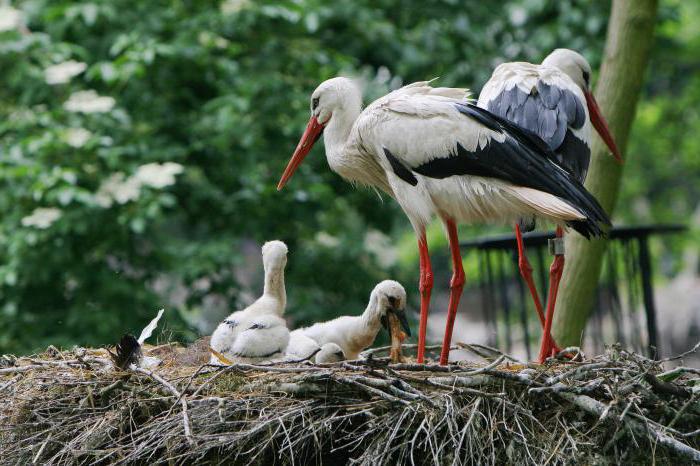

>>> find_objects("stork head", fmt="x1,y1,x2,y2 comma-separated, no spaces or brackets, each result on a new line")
315,343,345,363
542,48,622,163
372,280,411,337
261,240,288,272
277,77,362,190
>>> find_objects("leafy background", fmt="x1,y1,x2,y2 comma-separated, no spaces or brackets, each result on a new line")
0,0,697,354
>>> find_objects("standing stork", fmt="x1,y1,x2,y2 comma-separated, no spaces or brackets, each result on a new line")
277,77,611,365
478,49,622,361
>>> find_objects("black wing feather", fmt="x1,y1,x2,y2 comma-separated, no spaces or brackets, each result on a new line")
486,82,589,181
410,103,610,239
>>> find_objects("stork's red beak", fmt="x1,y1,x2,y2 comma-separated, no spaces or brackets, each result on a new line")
584,91,623,164
277,116,325,190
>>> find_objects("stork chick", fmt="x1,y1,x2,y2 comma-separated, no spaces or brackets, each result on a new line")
286,331,346,363
290,280,410,360
210,240,290,364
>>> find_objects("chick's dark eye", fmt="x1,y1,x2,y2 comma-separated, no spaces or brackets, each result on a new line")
582,71,590,86
388,296,398,307
312,97,319,110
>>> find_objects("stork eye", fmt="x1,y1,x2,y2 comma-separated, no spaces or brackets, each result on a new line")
312,97,320,110
388,296,398,307
582,71,590,86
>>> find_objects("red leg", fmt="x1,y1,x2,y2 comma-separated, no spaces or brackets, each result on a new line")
440,219,465,365
416,230,433,364
538,226,565,363
515,224,546,327
515,224,562,355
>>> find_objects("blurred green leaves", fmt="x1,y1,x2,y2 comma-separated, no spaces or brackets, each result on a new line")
0,0,691,354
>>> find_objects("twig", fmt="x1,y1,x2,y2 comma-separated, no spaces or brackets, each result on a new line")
0,375,20,392
134,367,194,446
546,362,609,385
461,355,506,375
657,366,700,382
667,392,699,430
333,374,409,405
359,344,451,358
455,342,522,363
556,391,700,463
643,373,691,399
0,365,43,374
31,434,51,465
660,341,700,362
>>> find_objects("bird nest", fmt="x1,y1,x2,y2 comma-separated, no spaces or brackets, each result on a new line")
1,342,699,465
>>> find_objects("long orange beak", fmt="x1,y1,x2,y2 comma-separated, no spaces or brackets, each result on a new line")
584,90,623,164
277,116,325,190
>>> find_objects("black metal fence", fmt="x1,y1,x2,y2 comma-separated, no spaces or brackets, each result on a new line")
459,225,686,360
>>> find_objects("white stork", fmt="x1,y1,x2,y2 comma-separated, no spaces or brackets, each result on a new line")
287,280,409,360
277,77,610,365
478,48,621,361
209,240,290,364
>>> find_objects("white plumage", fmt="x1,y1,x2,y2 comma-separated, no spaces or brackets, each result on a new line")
278,75,610,365
287,280,407,360
287,77,595,232
286,331,345,363
476,49,622,362
210,240,290,364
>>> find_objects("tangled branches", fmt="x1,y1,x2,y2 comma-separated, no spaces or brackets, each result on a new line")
0,343,698,465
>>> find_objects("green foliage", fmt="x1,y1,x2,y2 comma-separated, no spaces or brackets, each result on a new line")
621,0,700,275
1,0,690,354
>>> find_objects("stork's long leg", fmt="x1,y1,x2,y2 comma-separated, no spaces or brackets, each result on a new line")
538,226,565,363
515,224,562,356
439,219,465,366
515,224,546,327
417,230,433,364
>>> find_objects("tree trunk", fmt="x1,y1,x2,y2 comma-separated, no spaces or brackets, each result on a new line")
552,0,658,346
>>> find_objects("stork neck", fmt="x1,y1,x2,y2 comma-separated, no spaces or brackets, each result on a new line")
263,265,286,310
360,292,382,329
323,100,361,162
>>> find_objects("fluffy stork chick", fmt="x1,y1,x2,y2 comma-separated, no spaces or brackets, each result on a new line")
286,331,346,363
292,280,410,360
316,343,346,363
210,240,290,364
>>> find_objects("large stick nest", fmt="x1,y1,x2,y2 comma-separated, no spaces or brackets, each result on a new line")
1,342,698,465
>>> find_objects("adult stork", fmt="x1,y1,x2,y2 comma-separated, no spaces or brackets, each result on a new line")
478,49,622,361
277,77,611,365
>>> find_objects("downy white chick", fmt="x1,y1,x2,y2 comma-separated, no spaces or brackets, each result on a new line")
286,331,346,363
290,280,410,360
210,240,290,364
